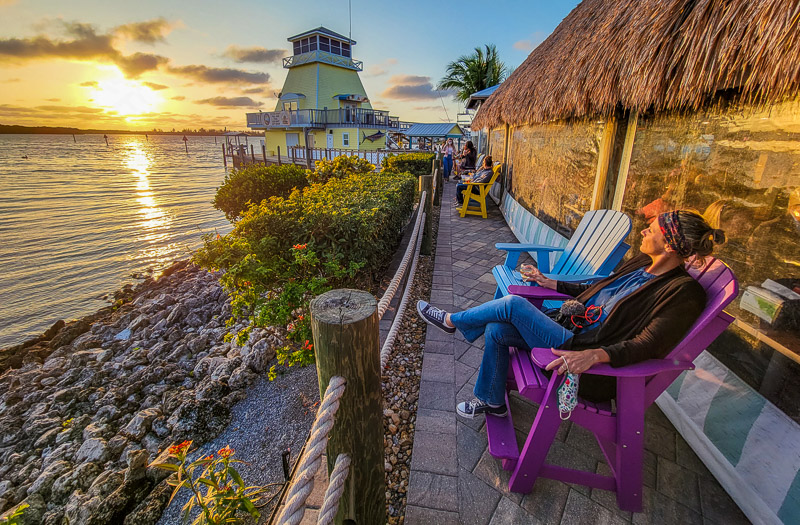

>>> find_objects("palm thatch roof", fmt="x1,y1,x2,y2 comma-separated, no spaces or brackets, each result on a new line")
473,0,800,129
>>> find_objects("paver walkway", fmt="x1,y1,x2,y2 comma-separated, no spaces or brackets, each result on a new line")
406,182,750,524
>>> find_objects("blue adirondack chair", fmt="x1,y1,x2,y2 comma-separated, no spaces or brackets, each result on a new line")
484,257,738,512
493,209,632,299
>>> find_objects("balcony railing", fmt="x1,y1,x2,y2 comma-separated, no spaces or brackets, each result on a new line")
247,108,402,130
282,50,363,71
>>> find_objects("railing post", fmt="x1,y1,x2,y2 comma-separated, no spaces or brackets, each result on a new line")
262,144,267,165
433,153,443,206
419,174,433,255
277,146,282,166
311,289,386,525
221,143,227,167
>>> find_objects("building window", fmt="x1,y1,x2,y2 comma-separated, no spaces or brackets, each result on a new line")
342,42,351,57
319,36,330,52
293,41,301,55
309,36,317,51
301,38,309,53
342,133,350,147
282,101,298,111
331,39,341,56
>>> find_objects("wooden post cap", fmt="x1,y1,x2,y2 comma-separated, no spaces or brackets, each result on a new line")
310,289,376,325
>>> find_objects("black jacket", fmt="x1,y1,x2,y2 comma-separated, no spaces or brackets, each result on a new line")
557,254,706,401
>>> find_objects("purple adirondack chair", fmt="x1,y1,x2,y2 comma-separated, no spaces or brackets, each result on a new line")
484,258,738,512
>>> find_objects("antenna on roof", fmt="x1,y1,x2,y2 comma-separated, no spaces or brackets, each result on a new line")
349,0,352,44
438,90,451,122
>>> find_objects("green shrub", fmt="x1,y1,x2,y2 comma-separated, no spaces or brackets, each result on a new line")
213,164,308,221
194,170,416,371
381,152,435,176
307,155,375,184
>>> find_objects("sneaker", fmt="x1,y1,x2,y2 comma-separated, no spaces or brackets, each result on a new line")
416,300,456,334
457,398,508,418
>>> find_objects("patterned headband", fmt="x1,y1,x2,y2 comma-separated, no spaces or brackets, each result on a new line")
657,211,693,257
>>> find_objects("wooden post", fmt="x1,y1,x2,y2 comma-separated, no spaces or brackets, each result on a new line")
311,289,386,525
433,153,443,206
277,146,282,166
291,146,296,164
262,144,267,164
222,144,227,167
250,144,255,164
419,174,433,255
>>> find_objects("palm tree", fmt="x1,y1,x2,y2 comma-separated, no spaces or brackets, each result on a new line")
437,44,509,103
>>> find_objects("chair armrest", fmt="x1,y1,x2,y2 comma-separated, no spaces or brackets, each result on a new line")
543,273,608,283
529,347,695,377
494,243,566,272
508,285,571,301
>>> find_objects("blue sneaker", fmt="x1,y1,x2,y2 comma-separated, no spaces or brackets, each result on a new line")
457,398,508,418
416,300,456,334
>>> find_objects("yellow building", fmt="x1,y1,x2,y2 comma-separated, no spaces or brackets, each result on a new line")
246,27,401,155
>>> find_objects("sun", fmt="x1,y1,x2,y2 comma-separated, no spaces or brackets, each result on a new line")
90,78,162,116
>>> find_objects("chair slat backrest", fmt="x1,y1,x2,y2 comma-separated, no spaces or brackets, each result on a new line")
643,258,738,404
551,210,632,276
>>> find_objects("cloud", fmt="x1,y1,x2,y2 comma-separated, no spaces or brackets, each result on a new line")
168,64,269,84
365,58,397,77
195,96,263,107
0,0,19,6
171,96,185,101
382,75,450,101
0,20,168,78
514,31,547,52
114,18,176,44
223,45,285,64
3,77,21,82
45,98,60,102
79,80,98,87
142,81,169,90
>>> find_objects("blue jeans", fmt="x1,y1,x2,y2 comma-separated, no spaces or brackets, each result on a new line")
450,295,573,405
456,183,479,204
442,155,453,180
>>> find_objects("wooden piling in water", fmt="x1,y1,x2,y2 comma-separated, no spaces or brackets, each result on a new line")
221,144,227,167
310,289,386,525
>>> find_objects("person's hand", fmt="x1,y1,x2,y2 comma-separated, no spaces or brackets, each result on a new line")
545,348,609,375
520,264,557,289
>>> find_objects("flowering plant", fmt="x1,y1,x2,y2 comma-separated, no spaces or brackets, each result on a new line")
155,441,262,525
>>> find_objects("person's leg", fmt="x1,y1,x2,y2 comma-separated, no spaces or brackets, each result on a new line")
450,294,572,350
472,322,528,406
456,183,467,204
443,156,452,180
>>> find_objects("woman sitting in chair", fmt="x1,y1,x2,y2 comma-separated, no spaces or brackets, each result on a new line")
416,210,725,418
455,155,494,206
454,140,477,180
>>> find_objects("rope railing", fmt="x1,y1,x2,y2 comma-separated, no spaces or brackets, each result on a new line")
276,376,347,525
380,212,425,369
316,453,352,525
377,190,427,320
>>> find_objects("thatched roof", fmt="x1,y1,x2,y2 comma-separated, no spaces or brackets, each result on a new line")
473,0,800,129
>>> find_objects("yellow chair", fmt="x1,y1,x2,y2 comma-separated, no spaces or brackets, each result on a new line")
458,164,502,219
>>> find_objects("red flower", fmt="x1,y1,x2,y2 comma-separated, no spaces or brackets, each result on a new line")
297,315,304,321
292,243,308,250
169,440,192,455
218,445,234,458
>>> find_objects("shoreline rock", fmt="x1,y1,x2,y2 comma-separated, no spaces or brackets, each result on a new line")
0,260,285,524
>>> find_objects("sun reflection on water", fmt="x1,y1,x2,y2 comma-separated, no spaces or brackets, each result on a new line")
124,141,174,264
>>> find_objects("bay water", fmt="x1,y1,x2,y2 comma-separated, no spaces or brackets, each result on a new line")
0,134,235,348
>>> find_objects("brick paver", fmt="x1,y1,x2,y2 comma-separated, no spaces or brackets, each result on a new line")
407,182,749,524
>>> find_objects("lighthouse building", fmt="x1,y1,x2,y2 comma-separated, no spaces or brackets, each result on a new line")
246,27,400,154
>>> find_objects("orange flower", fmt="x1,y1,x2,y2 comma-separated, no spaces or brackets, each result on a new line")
297,315,304,321
292,243,308,250
169,440,192,455
218,445,234,458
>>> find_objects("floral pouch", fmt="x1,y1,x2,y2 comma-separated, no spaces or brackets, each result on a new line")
557,372,580,420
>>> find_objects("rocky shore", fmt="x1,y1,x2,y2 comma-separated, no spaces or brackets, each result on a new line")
0,261,287,524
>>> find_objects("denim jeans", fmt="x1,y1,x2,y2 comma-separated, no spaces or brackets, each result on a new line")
456,183,480,204
442,155,453,180
450,295,573,406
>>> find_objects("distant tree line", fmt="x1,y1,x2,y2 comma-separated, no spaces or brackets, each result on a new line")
0,124,256,136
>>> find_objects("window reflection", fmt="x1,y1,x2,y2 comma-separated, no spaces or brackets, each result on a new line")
622,99,800,421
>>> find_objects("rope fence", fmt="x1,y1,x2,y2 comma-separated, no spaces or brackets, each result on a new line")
377,190,427,320
317,454,352,525
276,376,347,525
380,212,425,369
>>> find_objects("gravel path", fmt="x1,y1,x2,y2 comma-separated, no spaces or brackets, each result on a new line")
156,364,320,524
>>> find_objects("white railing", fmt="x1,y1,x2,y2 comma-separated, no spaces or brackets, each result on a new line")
288,146,394,166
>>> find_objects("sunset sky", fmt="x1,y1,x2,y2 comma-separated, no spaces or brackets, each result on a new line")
0,0,580,131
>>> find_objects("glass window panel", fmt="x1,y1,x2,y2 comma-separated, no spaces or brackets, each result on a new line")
309,36,317,51
293,41,301,55
331,40,341,55
620,98,800,422
342,133,349,147
301,38,309,53
319,36,330,52
342,42,351,57
510,120,605,233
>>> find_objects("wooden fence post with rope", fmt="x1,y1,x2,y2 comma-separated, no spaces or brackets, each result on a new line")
433,153,442,206
419,174,433,256
310,290,386,524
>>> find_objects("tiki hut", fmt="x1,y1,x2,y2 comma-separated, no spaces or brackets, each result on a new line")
472,2,800,523
473,0,800,128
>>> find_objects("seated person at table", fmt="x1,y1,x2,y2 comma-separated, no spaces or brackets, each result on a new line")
456,156,494,205
416,210,724,418
454,141,477,179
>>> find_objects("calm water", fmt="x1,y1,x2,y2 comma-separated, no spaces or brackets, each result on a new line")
0,134,233,348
